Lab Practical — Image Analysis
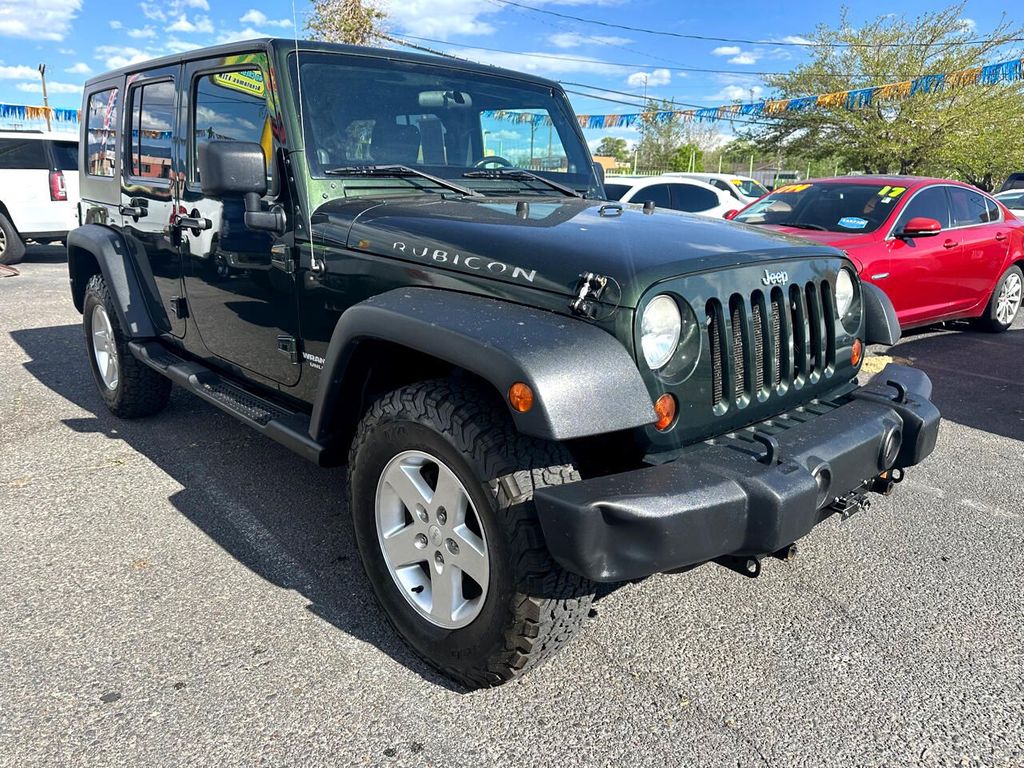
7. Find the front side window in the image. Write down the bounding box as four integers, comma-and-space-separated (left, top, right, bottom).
291, 53, 596, 197
948, 187, 991, 227
893, 186, 950, 231
0, 138, 47, 170
603, 182, 629, 201
633, 183, 672, 208
128, 80, 175, 180
734, 182, 907, 234
86, 87, 119, 177
672, 184, 719, 212
193, 66, 272, 182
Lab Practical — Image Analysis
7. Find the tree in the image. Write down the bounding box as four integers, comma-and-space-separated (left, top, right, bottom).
747, 3, 1024, 189
668, 143, 704, 172
635, 99, 690, 169
307, 0, 388, 46
595, 136, 630, 162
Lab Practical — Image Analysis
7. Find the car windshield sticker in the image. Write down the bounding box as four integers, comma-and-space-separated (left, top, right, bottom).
774, 183, 812, 194
838, 216, 869, 229
876, 185, 907, 199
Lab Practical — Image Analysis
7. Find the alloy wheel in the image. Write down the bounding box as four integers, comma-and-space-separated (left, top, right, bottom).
374, 450, 489, 629
996, 272, 1022, 326
90, 303, 119, 390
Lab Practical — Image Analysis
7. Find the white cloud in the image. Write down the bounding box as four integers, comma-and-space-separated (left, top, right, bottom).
65, 62, 92, 75
239, 9, 292, 27
0, 64, 40, 79
959, 18, 977, 32
127, 26, 157, 38
17, 80, 82, 94
548, 32, 630, 48
712, 84, 764, 102
167, 14, 214, 33
448, 47, 628, 78
166, 38, 202, 53
95, 45, 156, 70
626, 68, 671, 87
776, 35, 813, 45
729, 52, 759, 65
109, 20, 123, 29
0, 0, 81, 41
711, 45, 741, 56
140, 0, 209, 22
216, 27, 272, 44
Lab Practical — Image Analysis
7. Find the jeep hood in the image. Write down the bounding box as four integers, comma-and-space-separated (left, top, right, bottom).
312, 196, 841, 308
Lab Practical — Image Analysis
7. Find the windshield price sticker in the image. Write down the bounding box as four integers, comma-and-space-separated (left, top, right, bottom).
838, 216, 869, 229
774, 183, 813, 194
876, 185, 907, 200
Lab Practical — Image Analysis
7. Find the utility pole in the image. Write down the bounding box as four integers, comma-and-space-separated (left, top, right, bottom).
38, 64, 51, 131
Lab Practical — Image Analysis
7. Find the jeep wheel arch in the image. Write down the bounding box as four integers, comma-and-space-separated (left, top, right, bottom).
68, 225, 158, 338
311, 288, 656, 446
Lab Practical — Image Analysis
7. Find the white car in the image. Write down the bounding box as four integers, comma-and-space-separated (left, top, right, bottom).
603, 175, 741, 218
0, 130, 80, 264
994, 189, 1024, 215
664, 172, 769, 205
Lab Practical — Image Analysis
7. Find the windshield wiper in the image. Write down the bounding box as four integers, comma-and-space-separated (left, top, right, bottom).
776, 221, 829, 231
324, 164, 481, 197
462, 168, 583, 198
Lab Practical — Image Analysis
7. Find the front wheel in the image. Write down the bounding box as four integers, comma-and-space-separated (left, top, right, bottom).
978, 264, 1023, 332
348, 379, 596, 688
0, 213, 25, 265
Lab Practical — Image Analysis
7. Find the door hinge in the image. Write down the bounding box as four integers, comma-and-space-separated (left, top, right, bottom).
170, 295, 189, 319
276, 335, 299, 364
270, 243, 295, 274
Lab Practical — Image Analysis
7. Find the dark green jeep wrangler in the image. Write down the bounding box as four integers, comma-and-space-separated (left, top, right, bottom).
67, 38, 940, 688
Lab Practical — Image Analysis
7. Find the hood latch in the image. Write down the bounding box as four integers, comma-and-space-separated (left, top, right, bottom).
569, 272, 610, 318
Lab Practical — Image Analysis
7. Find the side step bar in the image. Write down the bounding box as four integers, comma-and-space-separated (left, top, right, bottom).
128, 340, 328, 465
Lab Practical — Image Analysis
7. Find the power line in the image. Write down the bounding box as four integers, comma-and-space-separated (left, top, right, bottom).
489, 0, 1024, 48
560, 87, 786, 129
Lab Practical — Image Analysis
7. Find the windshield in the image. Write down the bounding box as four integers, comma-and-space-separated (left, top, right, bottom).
603, 182, 629, 201
996, 191, 1024, 210
733, 178, 767, 198
734, 181, 909, 233
290, 53, 596, 197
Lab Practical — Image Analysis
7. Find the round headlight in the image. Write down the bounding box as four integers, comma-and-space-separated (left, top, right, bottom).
836, 268, 855, 319
641, 295, 681, 370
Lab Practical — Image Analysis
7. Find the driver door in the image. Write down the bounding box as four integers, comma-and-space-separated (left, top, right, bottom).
178, 53, 301, 387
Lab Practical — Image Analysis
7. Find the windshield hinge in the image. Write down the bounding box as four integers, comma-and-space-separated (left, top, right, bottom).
569, 272, 609, 318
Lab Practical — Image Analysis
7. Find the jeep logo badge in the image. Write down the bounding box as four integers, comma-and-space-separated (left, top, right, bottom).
761, 268, 789, 286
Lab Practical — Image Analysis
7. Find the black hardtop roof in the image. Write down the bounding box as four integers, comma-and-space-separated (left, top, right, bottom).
85, 37, 562, 91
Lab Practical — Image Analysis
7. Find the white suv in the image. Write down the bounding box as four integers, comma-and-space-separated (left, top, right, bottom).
0, 131, 80, 264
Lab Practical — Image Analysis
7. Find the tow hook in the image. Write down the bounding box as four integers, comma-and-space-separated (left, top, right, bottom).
869, 467, 905, 496
830, 490, 871, 520
715, 554, 763, 578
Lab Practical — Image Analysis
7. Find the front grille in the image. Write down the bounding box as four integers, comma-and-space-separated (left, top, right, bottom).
708, 280, 836, 408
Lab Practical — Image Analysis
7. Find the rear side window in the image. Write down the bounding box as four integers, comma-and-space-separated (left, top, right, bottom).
672, 184, 720, 212
603, 182, 629, 201
983, 196, 1001, 223
0, 138, 48, 170
51, 140, 79, 171
86, 88, 119, 177
128, 80, 175, 180
948, 186, 990, 227
634, 183, 672, 208
192, 67, 272, 182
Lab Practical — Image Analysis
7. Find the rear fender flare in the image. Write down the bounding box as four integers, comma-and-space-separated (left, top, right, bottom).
310, 288, 656, 443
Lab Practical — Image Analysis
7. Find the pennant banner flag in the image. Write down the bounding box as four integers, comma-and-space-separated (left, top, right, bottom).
482, 56, 1024, 129
1, 103, 80, 126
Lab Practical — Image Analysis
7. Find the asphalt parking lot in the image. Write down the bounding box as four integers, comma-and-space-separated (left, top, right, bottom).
2, 246, 1023, 767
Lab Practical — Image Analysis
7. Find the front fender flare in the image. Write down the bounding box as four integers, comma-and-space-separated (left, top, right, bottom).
311, 288, 656, 442
862, 282, 902, 346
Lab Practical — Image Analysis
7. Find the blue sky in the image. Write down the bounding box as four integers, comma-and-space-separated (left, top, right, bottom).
0, 0, 1017, 146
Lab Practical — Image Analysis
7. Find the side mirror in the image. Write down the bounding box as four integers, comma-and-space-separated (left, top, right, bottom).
198, 140, 284, 234
899, 216, 942, 238
723, 209, 739, 220
198, 140, 267, 197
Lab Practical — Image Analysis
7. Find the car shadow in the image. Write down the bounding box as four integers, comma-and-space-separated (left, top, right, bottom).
10, 322, 471, 691
21, 243, 68, 263
886, 323, 1024, 442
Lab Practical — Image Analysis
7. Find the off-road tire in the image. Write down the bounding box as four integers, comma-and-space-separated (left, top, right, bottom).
348, 378, 596, 688
83, 274, 172, 418
977, 264, 1023, 332
0, 213, 25, 265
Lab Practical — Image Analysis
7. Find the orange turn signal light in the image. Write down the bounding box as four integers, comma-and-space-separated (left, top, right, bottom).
508, 382, 534, 413
654, 393, 677, 431
851, 338, 864, 367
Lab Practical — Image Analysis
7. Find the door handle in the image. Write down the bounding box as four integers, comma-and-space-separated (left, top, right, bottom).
119, 204, 147, 218
942, 239, 957, 249
995, 232, 1008, 241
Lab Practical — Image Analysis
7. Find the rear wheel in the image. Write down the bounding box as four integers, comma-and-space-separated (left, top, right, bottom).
83, 274, 172, 418
978, 265, 1022, 332
0, 213, 25, 265
348, 379, 596, 688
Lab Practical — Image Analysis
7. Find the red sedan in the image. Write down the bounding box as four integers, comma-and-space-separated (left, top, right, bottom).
732, 177, 1024, 331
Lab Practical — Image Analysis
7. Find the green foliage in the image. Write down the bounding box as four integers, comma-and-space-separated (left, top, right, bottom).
668, 143, 704, 172
747, 2, 1024, 189
306, 0, 388, 46
595, 136, 630, 162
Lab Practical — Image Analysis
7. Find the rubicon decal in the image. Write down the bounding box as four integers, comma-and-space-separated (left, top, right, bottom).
761, 268, 789, 286
392, 241, 537, 283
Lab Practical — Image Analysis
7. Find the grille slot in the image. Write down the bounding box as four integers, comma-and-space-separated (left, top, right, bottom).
708, 279, 833, 409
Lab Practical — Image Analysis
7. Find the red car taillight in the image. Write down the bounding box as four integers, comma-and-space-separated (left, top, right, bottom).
49, 170, 67, 202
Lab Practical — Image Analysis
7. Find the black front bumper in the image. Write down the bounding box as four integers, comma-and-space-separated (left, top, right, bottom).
535, 364, 940, 582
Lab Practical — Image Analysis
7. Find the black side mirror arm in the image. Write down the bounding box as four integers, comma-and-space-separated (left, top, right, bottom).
242, 191, 287, 234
